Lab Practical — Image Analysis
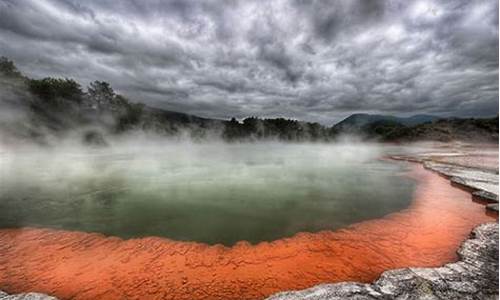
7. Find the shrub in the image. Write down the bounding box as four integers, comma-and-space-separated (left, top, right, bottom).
29, 77, 83, 105
0, 56, 22, 77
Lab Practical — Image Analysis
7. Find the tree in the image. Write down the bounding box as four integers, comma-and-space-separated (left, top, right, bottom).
87, 81, 115, 107
28, 77, 83, 105
0, 56, 22, 77
115, 102, 145, 132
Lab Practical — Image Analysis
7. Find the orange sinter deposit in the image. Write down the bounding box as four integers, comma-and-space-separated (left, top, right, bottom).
0, 163, 497, 300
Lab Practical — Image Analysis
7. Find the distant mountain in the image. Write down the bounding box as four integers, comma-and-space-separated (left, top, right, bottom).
332, 113, 497, 142
361, 117, 499, 142
333, 113, 439, 131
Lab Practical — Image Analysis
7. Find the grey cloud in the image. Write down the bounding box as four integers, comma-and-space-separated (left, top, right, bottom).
0, 0, 497, 125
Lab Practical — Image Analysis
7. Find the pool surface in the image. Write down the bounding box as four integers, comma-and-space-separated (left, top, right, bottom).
0, 143, 415, 245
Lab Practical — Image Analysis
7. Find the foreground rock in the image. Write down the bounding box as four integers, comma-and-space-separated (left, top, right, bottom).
267, 223, 499, 300
390, 145, 499, 212
0, 291, 57, 300
472, 191, 498, 203
423, 161, 498, 198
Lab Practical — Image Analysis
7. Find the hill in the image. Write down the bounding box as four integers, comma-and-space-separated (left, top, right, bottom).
0, 57, 334, 145
332, 113, 497, 143
333, 113, 438, 132
358, 117, 499, 142
0, 57, 497, 145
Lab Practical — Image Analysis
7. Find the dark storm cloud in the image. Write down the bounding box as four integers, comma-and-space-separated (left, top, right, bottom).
0, 0, 497, 124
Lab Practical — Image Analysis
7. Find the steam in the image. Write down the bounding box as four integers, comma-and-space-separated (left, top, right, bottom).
0, 139, 417, 245
0, 60, 419, 245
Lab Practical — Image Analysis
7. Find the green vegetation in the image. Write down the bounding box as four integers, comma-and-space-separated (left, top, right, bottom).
0, 56, 22, 78
358, 117, 499, 142
29, 77, 83, 105
223, 117, 333, 141
360, 120, 408, 140
87, 80, 115, 107
115, 100, 145, 132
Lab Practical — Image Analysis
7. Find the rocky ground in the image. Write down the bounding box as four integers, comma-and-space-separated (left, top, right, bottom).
390, 143, 499, 212
0, 291, 56, 300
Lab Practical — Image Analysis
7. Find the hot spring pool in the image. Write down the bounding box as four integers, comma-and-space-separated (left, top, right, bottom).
0, 142, 416, 245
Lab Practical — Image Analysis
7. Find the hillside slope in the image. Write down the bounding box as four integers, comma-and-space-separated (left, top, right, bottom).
0, 57, 497, 145
333, 113, 438, 132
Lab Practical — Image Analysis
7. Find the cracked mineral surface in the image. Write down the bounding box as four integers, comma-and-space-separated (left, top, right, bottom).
267, 223, 498, 300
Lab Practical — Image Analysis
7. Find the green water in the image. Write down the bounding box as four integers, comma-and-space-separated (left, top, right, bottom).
0, 143, 415, 245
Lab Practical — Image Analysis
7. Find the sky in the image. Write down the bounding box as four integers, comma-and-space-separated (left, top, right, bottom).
0, 0, 498, 125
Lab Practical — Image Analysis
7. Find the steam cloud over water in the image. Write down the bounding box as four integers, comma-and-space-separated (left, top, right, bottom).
0, 141, 416, 245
